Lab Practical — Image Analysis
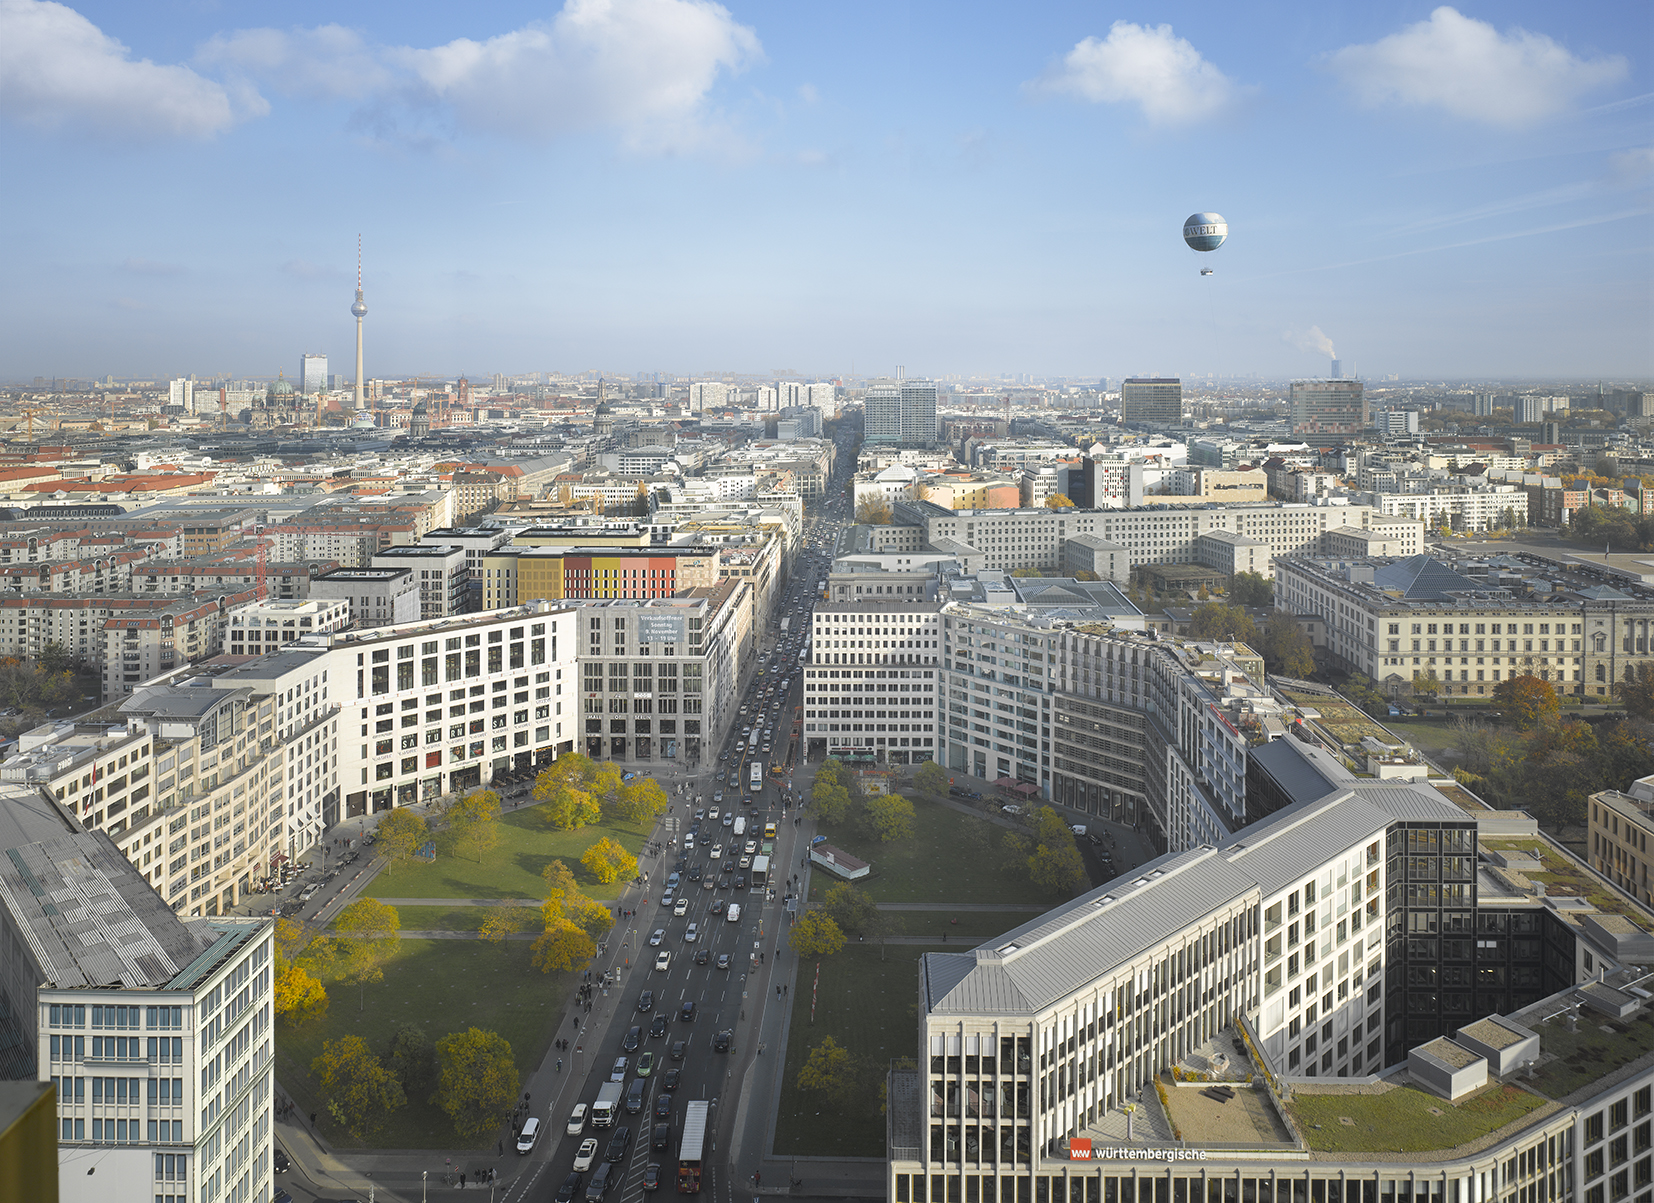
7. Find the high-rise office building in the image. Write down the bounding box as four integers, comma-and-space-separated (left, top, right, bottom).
299, 353, 328, 395
1120, 378, 1182, 424
807, 382, 836, 417
689, 381, 728, 413
167, 379, 194, 413
865, 376, 937, 445
1289, 379, 1366, 443
1514, 396, 1544, 424
1473, 392, 1496, 416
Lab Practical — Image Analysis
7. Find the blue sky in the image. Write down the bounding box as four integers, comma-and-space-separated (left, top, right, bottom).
1, 0, 1648, 382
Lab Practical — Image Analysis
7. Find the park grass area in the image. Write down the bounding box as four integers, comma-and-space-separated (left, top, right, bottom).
363, 807, 648, 902
774, 944, 946, 1158
1381, 720, 1472, 770
275, 937, 570, 1150
873, 910, 1035, 942
806, 795, 1059, 907
375, 905, 534, 933
1288, 1084, 1547, 1154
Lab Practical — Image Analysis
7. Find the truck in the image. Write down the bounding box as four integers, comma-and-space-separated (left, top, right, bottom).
732, 816, 747, 838
677, 1100, 710, 1193
780, 617, 791, 635
591, 1081, 624, 1128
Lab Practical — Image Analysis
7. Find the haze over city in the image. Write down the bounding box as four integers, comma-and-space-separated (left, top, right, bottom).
0, 0, 1649, 380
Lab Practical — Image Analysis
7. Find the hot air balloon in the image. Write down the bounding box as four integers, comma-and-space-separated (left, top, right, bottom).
1183, 212, 1227, 274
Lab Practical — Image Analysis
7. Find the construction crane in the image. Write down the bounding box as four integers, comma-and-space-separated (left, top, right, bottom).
253, 523, 268, 600
20, 408, 46, 441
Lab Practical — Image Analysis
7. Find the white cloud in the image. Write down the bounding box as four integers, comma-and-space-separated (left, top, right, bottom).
1609, 146, 1654, 183
397, 0, 760, 151
196, 23, 393, 101
1325, 7, 1627, 128
0, 0, 253, 138
1033, 21, 1243, 126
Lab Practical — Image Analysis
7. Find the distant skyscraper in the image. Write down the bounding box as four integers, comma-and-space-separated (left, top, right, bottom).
300, 353, 328, 395
1290, 379, 1366, 444
351, 237, 367, 411
1514, 396, 1544, 424
1330, 358, 1343, 379
167, 378, 194, 412
865, 373, 937, 445
1473, 393, 1496, 417
689, 381, 728, 412
1121, 378, 1182, 424
807, 382, 836, 416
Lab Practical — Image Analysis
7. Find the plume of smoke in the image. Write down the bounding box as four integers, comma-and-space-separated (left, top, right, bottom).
1285, 325, 1336, 359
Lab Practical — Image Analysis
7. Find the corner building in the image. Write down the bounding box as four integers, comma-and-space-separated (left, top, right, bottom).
803, 600, 942, 763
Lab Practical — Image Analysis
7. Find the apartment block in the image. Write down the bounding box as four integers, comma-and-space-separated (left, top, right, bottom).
225, 598, 351, 656
801, 600, 941, 764
370, 545, 469, 618
309, 567, 420, 628
101, 593, 260, 703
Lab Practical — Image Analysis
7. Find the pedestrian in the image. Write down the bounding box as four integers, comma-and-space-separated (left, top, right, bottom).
755, 1171, 762, 1185
557, 1058, 563, 1072
310, 1112, 316, 1126
571, 1017, 578, 1029
460, 1172, 466, 1188
777, 985, 782, 996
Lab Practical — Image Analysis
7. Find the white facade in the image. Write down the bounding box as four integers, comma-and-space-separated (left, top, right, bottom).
803, 600, 941, 763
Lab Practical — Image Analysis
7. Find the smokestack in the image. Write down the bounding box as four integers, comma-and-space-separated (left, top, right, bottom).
1330, 359, 1343, 379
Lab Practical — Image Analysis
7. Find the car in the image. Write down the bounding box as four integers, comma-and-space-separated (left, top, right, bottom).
660, 889, 675, 907
622, 1026, 642, 1051
566, 1103, 589, 1135
718, 874, 733, 890
735, 874, 747, 889
716, 953, 731, 970
673, 897, 689, 917
685, 923, 699, 942
744, 840, 758, 855
722, 813, 735, 826
654, 949, 671, 972
694, 808, 706, 821
693, 948, 710, 965
686, 865, 701, 881
718, 751, 728, 761
709, 898, 726, 915
713, 1030, 732, 1052
649, 1013, 669, 1038
516, 1117, 541, 1153
605, 1127, 633, 1163
273, 1149, 290, 1173
702, 876, 714, 890
573, 1137, 599, 1172
637, 990, 654, 1012
666, 872, 681, 890
636, 1051, 655, 1077
712, 791, 723, 803
655, 1092, 674, 1120
649, 929, 665, 946
610, 1057, 628, 1082
708, 807, 720, 820
738, 855, 751, 869
662, 1068, 682, 1092
555, 1173, 584, 1203
680, 1000, 696, 1022
670, 1039, 687, 1061
643, 1163, 662, 1192
653, 1122, 672, 1151
709, 844, 723, 860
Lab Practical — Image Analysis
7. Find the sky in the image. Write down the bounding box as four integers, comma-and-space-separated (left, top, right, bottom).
0, 0, 1649, 383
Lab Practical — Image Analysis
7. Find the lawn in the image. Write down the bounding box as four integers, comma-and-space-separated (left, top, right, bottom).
806, 795, 1061, 907
873, 910, 1037, 942
274, 937, 571, 1151
774, 944, 946, 1158
1288, 1084, 1547, 1154
1526, 1007, 1654, 1100
364, 807, 650, 901
354, 905, 534, 933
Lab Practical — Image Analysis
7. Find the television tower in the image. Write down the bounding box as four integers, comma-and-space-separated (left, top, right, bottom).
351, 235, 367, 411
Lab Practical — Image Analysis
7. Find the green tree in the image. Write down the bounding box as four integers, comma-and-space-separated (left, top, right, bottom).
480, 908, 530, 944
310, 1035, 405, 1140
334, 898, 401, 1012
375, 808, 428, 872
1615, 662, 1654, 719
1262, 611, 1315, 678
1073, 569, 1102, 581
812, 781, 853, 825
1492, 674, 1560, 729
609, 777, 670, 824
532, 921, 597, 974
821, 882, 877, 935
855, 497, 894, 524
433, 1028, 519, 1139
1230, 571, 1274, 607
1411, 669, 1443, 699
449, 790, 502, 862
790, 910, 846, 957
1187, 602, 1258, 645
386, 1023, 436, 1099
912, 761, 948, 795
1028, 841, 1088, 895
863, 793, 917, 842
796, 1035, 857, 1105
1009, 567, 1043, 578
273, 962, 328, 1026
541, 858, 579, 901
540, 781, 602, 831
580, 836, 638, 884
39, 643, 77, 675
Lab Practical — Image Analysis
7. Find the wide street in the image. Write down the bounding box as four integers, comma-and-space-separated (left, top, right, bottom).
270, 474, 855, 1202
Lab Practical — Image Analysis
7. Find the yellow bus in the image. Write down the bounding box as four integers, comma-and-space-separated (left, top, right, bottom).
763, 821, 777, 839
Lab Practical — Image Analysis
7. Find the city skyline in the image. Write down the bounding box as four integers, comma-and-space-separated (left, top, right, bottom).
0, 0, 1648, 380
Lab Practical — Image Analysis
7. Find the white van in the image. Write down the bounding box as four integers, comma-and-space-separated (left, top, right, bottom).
726, 903, 742, 923
516, 1116, 540, 1153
